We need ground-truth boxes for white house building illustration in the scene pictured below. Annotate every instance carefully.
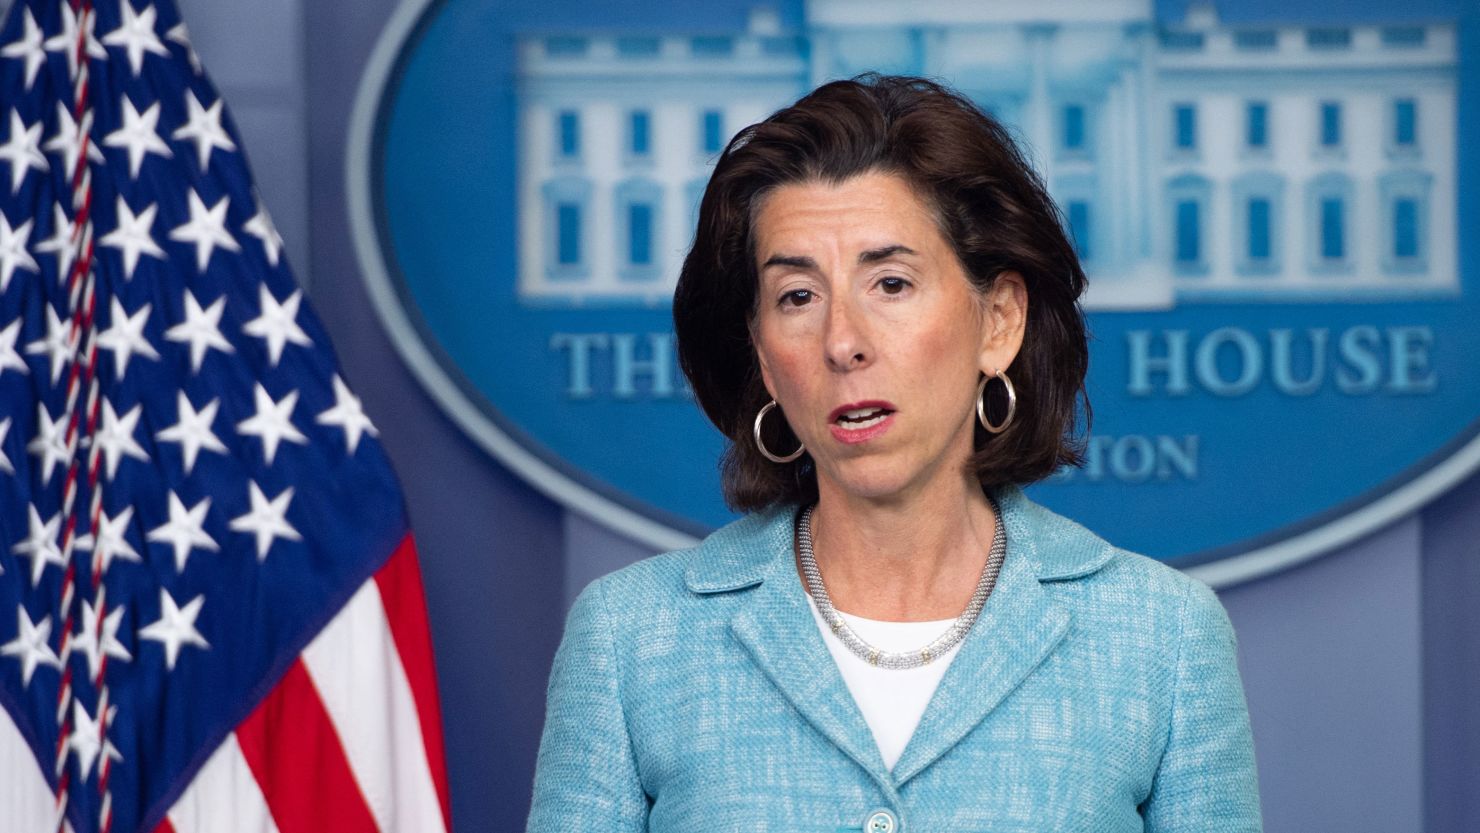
[514,1,1457,310]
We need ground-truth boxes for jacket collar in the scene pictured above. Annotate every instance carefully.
[684,484,1114,789]
[683,483,1116,594]
[680,482,1112,787]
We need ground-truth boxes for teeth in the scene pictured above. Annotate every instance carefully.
[837,409,889,430]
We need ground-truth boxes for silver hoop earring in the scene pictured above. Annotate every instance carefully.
[754,400,805,463]
[976,368,1017,434]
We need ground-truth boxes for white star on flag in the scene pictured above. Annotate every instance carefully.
[25,403,70,485]
[43,2,107,80]
[243,285,311,366]
[0,606,62,687]
[236,383,308,465]
[33,204,78,285]
[104,98,174,179]
[155,391,227,474]
[146,492,219,573]
[171,90,236,170]
[96,298,161,379]
[229,482,301,561]
[1,9,46,91]
[66,700,122,782]
[1,2,451,830]
[92,399,150,480]
[23,302,73,384]
[165,21,202,74]
[0,110,48,193]
[168,189,240,271]
[68,702,103,778]
[244,199,284,267]
[0,416,13,474]
[10,504,64,587]
[72,599,133,680]
[100,196,167,279]
[164,289,233,372]
[139,589,209,670]
[317,374,378,454]
[43,101,105,176]
[0,210,39,291]
[74,506,143,572]
[101,1,169,76]
[0,317,27,375]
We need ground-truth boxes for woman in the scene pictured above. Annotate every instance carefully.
[527,75,1261,832]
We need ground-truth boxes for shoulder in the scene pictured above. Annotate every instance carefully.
[1081,548,1231,641]
[568,504,795,626]
[1002,485,1228,638]
[1051,549,1238,698]
[1014,497,1243,740]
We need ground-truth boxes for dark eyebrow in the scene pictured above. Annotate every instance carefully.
[858,244,917,264]
[760,245,918,272]
[760,254,816,271]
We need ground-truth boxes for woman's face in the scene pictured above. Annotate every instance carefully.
[750,171,1026,504]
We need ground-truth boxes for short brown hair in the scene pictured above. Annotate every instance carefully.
[674,74,1090,512]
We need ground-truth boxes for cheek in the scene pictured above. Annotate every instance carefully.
[897,311,986,412]
[760,347,815,404]
[753,318,819,399]
[903,307,982,369]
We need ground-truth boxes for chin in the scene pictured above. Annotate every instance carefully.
[820,459,917,502]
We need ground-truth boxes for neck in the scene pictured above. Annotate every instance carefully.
[805,471,999,622]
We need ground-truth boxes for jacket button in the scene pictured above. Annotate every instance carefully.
[865,809,897,833]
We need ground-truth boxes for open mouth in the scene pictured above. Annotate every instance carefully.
[834,407,893,430]
[827,402,897,441]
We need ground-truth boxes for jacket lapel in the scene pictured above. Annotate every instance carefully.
[890,489,1073,786]
[725,522,898,794]
[694,486,1096,793]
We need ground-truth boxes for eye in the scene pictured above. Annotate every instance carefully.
[878,276,911,295]
[780,289,814,307]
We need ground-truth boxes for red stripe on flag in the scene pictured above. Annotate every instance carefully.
[237,660,379,833]
[373,533,452,829]
[152,818,176,833]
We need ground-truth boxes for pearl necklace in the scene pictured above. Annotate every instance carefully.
[797,499,1006,670]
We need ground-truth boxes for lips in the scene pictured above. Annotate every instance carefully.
[828,401,896,445]
[827,401,896,424]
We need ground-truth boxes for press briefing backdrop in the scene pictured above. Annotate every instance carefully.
[355,0,1476,588]
[27,0,1473,830]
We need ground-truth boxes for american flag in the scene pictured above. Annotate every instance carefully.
[0,1,451,832]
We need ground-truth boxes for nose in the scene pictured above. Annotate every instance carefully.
[823,296,872,372]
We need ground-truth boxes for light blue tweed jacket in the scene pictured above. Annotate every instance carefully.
[526,484,1261,832]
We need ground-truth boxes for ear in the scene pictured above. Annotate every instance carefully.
[978,270,1028,374]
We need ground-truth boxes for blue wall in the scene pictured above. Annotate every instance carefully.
[158,0,1480,829]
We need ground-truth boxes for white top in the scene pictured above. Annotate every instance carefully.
[805,595,963,771]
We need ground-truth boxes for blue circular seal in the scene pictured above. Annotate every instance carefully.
[348,0,1480,584]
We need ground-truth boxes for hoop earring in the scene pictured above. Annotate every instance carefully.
[754,400,805,463]
[976,368,1017,434]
